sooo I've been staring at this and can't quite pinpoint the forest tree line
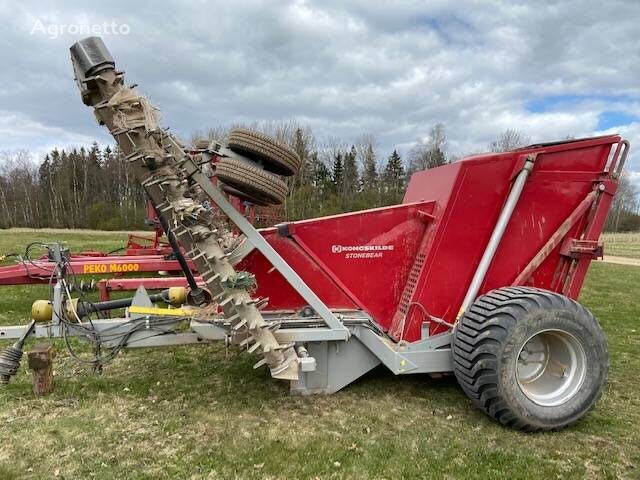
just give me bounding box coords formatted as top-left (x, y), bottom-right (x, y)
top-left (0, 124), bottom-right (638, 231)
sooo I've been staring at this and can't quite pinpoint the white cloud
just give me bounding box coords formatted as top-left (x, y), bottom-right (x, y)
top-left (0, 110), bottom-right (99, 156)
top-left (0, 0), bottom-right (638, 180)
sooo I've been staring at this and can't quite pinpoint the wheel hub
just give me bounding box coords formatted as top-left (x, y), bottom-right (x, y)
top-left (516, 329), bottom-right (587, 407)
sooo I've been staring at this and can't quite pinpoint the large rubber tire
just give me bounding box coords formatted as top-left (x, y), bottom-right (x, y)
top-left (227, 128), bottom-right (301, 176)
top-left (215, 158), bottom-right (288, 206)
top-left (452, 286), bottom-right (608, 431)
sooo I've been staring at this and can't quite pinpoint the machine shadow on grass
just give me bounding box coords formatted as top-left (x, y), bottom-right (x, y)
top-left (3, 339), bottom-right (464, 406)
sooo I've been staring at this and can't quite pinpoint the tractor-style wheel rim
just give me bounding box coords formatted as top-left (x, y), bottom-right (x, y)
top-left (516, 329), bottom-right (587, 407)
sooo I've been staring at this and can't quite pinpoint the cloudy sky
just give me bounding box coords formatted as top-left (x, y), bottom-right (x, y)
top-left (1, 0), bottom-right (639, 183)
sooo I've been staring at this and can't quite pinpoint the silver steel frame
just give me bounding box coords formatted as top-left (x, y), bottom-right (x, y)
top-left (0, 306), bottom-right (453, 395)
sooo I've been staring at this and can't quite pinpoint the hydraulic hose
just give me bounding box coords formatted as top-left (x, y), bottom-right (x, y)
top-left (152, 204), bottom-right (207, 305)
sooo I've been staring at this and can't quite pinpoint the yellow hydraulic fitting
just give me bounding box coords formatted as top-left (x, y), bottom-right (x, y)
top-left (167, 287), bottom-right (187, 306)
top-left (65, 298), bottom-right (80, 319)
top-left (31, 300), bottom-right (53, 322)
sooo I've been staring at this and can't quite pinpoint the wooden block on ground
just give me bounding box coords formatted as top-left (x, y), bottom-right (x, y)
top-left (27, 344), bottom-right (55, 396)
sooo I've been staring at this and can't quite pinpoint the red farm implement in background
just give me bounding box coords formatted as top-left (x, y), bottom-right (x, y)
top-left (0, 36), bottom-right (628, 433)
top-left (0, 252), bottom-right (191, 286)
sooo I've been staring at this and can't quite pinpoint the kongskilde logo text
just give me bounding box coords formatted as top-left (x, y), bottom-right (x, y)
top-left (331, 244), bottom-right (395, 254)
top-left (331, 244), bottom-right (394, 259)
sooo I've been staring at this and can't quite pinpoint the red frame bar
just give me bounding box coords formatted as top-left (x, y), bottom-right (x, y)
top-left (0, 255), bottom-right (195, 285)
top-left (513, 190), bottom-right (597, 286)
top-left (564, 179), bottom-right (618, 298)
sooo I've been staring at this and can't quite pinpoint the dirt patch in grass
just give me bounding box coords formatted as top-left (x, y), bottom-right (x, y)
top-left (601, 255), bottom-right (640, 267)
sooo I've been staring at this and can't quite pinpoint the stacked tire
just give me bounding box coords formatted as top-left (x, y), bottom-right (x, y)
top-left (215, 128), bottom-right (301, 206)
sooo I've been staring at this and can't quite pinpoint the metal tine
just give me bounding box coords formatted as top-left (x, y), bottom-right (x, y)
top-left (266, 322), bottom-right (281, 332)
top-left (126, 152), bottom-right (144, 162)
top-left (173, 226), bottom-right (188, 237)
top-left (141, 174), bottom-right (154, 186)
top-left (142, 177), bottom-right (163, 187)
top-left (246, 318), bottom-right (258, 330)
top-left (211, 290), bottom-right (226, 302)
top-left (232, 318), bottom-right (247, 331)
top-left (200, 268), bottom-right (218, 278)
top-left (207, 253), bottom-right (231, 262)
top-left (218, 296), bottom-right (234, 308)
top-left (255, 298), bottom-right (269, 310)
top-left (271, 343), bottom-right (295, 351)
top-left (189, 250), bottom-right (207, 261)
top-left (253, 358), bottom-right (267, 369)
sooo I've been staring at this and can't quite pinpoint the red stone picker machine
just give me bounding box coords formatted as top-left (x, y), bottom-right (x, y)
top-left (0, 37), bottom-right (630, 431)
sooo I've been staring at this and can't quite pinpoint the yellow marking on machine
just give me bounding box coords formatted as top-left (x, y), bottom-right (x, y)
top-left (128, 306), bottom-right (192, 317)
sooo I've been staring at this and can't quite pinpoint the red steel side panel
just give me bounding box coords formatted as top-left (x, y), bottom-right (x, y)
top-left (241, 202), bottom-right (433, 330)
top-left (484, 144), bottom-right (613, 291)
top-left (392, 136), bottom-right (620, 341)
top-left (244, 135), bottom-right (622, 343)
top-left (240, 235), bottom-right (358, 310)
top-left (392, 155), bottom-right (517, 340)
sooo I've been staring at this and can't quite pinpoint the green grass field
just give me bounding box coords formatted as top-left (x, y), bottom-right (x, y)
top-left (0, 230), bottom-right (639, 479)
top-left (602, 232), bottom-right (640, 259)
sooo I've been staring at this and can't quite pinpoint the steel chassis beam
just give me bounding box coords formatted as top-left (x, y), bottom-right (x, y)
top-left (0, 314), bottom-right (452, 372)
top-left (352, 327), bottom-right (452, 374)
top-left (0, 320), bottom-right (209, 347)
top-left (0, 309), bottom-right (454, 396)
top-left (0, 316), bottom-right (348, 347)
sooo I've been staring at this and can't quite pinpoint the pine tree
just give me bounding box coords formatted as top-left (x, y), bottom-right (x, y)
top-left (38, 155), bottom-right (53, 226)
top-left (361, 143), bottom-right (378, 192)
top-left (310, 153), bottom-right (331, 196)
top-left (342, 146), bottom-right (359, 210)
top-left (332, 152), bottom-right (343, 193)
top-left (383, 150), bottom-right (406, 205)
top-left (287, 127), bottom-right (316, 220)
